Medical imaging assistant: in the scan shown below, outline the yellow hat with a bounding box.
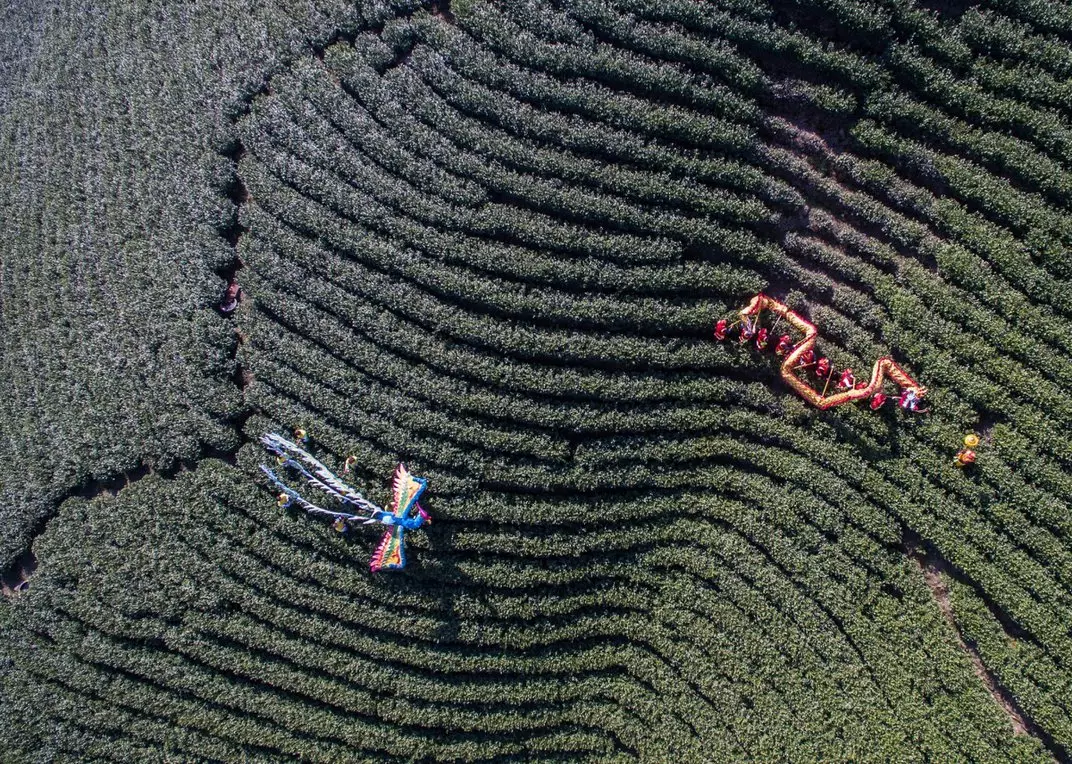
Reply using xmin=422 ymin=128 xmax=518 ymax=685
xmin=964 ymin=434 xmax=980 ymax=448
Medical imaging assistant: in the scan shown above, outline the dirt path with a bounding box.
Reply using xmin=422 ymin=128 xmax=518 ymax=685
xmin=913 ymin=552 xmax=1031 ymax=737
xmin=1 ymin=548 xmax=37 ymax=597
xmin=903 ymin=537 xmax=1061 ymax=759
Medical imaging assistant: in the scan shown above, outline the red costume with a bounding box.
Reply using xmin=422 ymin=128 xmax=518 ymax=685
xmin=954 ymin=449 xmax=976 ymax=467
xmin=714 ymin=319 xmax=728 ymax=341
xmin=870 ymin=393 xmax=887 ymax=410
xmin=837 ymin=369 xmax=855 ymax=390
xmin=795 ymin=349 xmax=815 ymax=368
xmin=898 ymin=389 xmax=926 ymax=412
xmin=220 ymin=281 xmax=241 ymax=314
xmin=755 ymin=328 xmax=769 ymax=350
xmin=774 ymin=334 xmax=792 ymax=356
xmin=815 ymin=357 xmax=831 ymax=378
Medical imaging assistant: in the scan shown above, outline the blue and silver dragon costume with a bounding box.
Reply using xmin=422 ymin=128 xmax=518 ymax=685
xmin=259 ymin=433 xmax=430 ymax=572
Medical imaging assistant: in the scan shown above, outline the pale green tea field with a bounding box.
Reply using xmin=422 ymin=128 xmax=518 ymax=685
xmin=2 ymin=1 xmax=1072 ymax=760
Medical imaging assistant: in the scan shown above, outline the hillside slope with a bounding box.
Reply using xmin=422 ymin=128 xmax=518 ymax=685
xmin=3 ymin=0 xmax=1072 ymax=760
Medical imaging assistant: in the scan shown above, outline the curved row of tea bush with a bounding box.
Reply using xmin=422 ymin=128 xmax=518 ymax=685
xmin=0 ymin=0 xmax=425 ymax=569
xmin=3 ymin=0 xmax=1072 ymax=759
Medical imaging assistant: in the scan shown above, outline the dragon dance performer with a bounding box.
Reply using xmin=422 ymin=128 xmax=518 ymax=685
xmin=739 ymin=316 xmax=757 ymax=344
xmin=898 ymin=389 xmax=928 ymax=413
xmin=260 ymin=433 xmax=431 ymax=572
xmin=795 ymin=349 xmax=815 ymax=369
xmin=714 ymin=293 xmax=928 ymax=413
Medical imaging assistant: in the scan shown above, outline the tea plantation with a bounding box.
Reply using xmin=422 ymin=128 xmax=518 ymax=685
xmin=2 ymin=0 xmax=1072 ymax=760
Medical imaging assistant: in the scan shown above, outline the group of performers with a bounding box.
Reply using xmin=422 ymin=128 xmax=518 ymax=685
xmin=261 ymin=430 xmax=431 ymax=572
xmin=253 ymin=294 xmax=950 ymax=572
xmin=715 ymin=308 xmax=927 ymax=413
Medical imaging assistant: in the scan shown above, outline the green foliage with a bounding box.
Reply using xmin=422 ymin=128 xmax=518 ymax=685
xmin=3 ymin=0 xmax=1072 ymax=760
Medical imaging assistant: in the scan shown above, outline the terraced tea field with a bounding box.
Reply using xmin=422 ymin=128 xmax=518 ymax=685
xmin=3 ymin=0 xmax=1072 ymax=760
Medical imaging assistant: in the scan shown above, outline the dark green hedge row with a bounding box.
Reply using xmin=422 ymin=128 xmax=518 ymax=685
xmin=4 ymin=458 xmax=1041 ymax=760
xmin=0 ymin=0 xmax=426 ymax=569
xmin=4 ymin=0 xmax=1072 ymax=760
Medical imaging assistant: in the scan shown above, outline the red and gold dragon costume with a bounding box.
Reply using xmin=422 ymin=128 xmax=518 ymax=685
xmin=729 ymin=294 xmax=926 ymax=411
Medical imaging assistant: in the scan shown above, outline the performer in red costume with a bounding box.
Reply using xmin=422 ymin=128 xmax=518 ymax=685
xmin=795 ymin=349 xmax=815 ymax=369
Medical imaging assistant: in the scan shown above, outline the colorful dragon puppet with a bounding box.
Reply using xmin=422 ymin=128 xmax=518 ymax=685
xmin=715 ymin=294 xmax=927 ymax=412
xmin=259 ymin=432 xmax=430 ymax=572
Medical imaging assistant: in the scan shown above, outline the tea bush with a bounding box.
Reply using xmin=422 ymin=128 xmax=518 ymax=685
xmin=3 ymin=0 xmax=1072 ymax=760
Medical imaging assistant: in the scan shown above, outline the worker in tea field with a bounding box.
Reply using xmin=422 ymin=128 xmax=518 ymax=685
xmin=220 ymin=280 xmax=241 ymax=313
xmin=954 ymin=434 xmax=980 ymax=468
